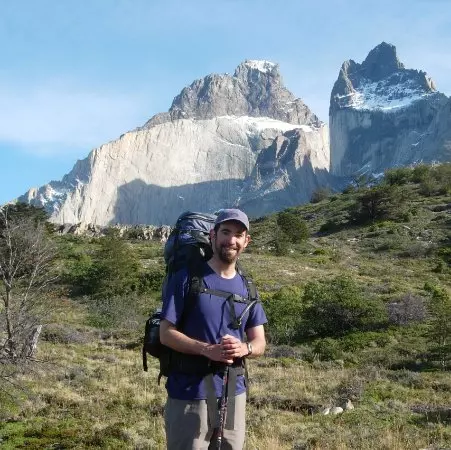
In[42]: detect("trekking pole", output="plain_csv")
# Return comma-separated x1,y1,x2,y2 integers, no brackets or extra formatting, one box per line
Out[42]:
216,364,230,450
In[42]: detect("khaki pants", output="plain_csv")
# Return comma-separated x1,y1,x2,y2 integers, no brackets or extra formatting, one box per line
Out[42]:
164,393,246,450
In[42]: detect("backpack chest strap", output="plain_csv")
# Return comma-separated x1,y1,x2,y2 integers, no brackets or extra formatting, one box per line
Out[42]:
200,287,259,330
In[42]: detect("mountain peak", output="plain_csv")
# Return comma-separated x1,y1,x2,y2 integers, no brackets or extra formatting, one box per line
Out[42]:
144,60,321,128
235,60,278,75
330,42,438,114
361,42,404,81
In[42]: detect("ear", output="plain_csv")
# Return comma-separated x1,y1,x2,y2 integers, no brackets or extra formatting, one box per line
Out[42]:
243,234,251,248
209,229,216,240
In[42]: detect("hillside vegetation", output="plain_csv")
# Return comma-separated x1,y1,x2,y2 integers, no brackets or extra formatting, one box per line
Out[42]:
1,164,450,449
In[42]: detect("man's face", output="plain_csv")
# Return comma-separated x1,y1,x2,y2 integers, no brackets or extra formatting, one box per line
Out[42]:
210,221,250,264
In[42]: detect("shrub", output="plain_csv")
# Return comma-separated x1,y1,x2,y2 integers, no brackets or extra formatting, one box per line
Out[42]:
310,187,332,203
276,211,309,243
339,331,391,352
301,276,387,338
352,184,408,224
313,338,342,361
411,164,431,183
139,263,166,292
65,235,141,298
387,293,427,325
262,286,303,345
273,230,290,256
384,167,412,185
86,293,143,331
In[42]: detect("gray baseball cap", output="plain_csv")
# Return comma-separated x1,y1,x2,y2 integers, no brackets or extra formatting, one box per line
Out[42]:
214,209,250,231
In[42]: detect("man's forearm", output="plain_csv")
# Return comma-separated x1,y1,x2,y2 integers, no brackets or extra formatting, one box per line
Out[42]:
240,337,266,358
160,325,209,356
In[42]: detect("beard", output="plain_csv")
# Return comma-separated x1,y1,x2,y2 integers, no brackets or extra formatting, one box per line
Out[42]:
215,243,239,264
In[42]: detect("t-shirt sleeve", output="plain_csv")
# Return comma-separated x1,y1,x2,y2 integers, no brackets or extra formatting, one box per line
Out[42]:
245,292,268,330
161,269,190,327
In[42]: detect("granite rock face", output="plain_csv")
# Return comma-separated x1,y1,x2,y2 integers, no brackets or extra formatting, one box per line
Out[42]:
329,42,449,177
20,118,329,225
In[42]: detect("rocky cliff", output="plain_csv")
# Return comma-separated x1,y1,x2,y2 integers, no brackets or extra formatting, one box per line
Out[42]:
329,42,450,177
20,61,329,225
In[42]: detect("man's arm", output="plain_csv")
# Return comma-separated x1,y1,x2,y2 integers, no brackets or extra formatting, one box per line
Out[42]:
159,319,234,364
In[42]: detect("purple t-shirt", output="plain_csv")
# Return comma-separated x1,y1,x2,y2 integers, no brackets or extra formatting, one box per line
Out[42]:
161,262,267,400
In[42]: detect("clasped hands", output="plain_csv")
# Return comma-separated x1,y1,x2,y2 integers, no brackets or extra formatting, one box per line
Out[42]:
201,334,244,364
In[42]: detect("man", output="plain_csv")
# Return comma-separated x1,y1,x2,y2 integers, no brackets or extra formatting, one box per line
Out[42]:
160,208,267,450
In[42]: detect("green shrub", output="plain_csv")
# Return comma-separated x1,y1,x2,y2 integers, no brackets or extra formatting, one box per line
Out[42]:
384,167,412,185
352,184,408,224
262,286,303,345
313,338,342,361
273,230,291,256
276,211,309,243
65,235,141,298
139,263,166,292
301,276,387,338
339,331,391,352
411,164,431,183
424,284,451,369
86,293,144,331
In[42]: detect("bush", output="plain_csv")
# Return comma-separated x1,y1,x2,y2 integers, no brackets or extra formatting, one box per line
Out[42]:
86,293,143,331
65,235,141,298
310,187,332,203
276,211,309,243
273,230,291,256
262,286,303,345
411,164,431,183
352,184,408,224
313,338,342,361
139,263,166,292
301,276,387,338
424,284,451,369
339,331,391,352
384,167,412,185
387,293,427,325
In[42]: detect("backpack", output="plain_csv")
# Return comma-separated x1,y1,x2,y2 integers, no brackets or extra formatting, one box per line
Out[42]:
142,211,259,377
143,211,216,372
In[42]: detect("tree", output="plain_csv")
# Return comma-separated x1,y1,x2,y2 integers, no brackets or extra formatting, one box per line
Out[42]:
0,204,57,365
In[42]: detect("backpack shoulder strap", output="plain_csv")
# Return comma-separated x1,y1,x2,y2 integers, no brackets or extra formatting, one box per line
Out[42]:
177,264,204,331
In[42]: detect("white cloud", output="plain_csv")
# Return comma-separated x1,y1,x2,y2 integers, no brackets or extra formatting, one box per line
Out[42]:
0,79,150,155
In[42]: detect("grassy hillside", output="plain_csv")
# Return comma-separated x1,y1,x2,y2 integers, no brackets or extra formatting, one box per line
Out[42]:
1,165,450,449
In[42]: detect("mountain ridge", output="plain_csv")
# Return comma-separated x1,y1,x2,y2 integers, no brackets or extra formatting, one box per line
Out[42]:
16,43,451,225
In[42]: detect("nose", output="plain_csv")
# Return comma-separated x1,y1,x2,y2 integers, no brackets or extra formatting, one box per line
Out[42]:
225,234,237,245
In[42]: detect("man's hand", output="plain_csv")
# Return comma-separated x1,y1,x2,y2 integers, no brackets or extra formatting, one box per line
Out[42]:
201,343,234,364
220,334,245,360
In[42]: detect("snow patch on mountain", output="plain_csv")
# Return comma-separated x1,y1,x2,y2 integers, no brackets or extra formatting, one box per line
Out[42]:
230,115,312,133
244,60,277,73
336,78,433,112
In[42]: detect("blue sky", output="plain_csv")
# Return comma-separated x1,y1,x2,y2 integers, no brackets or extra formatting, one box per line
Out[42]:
1,0,450,204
